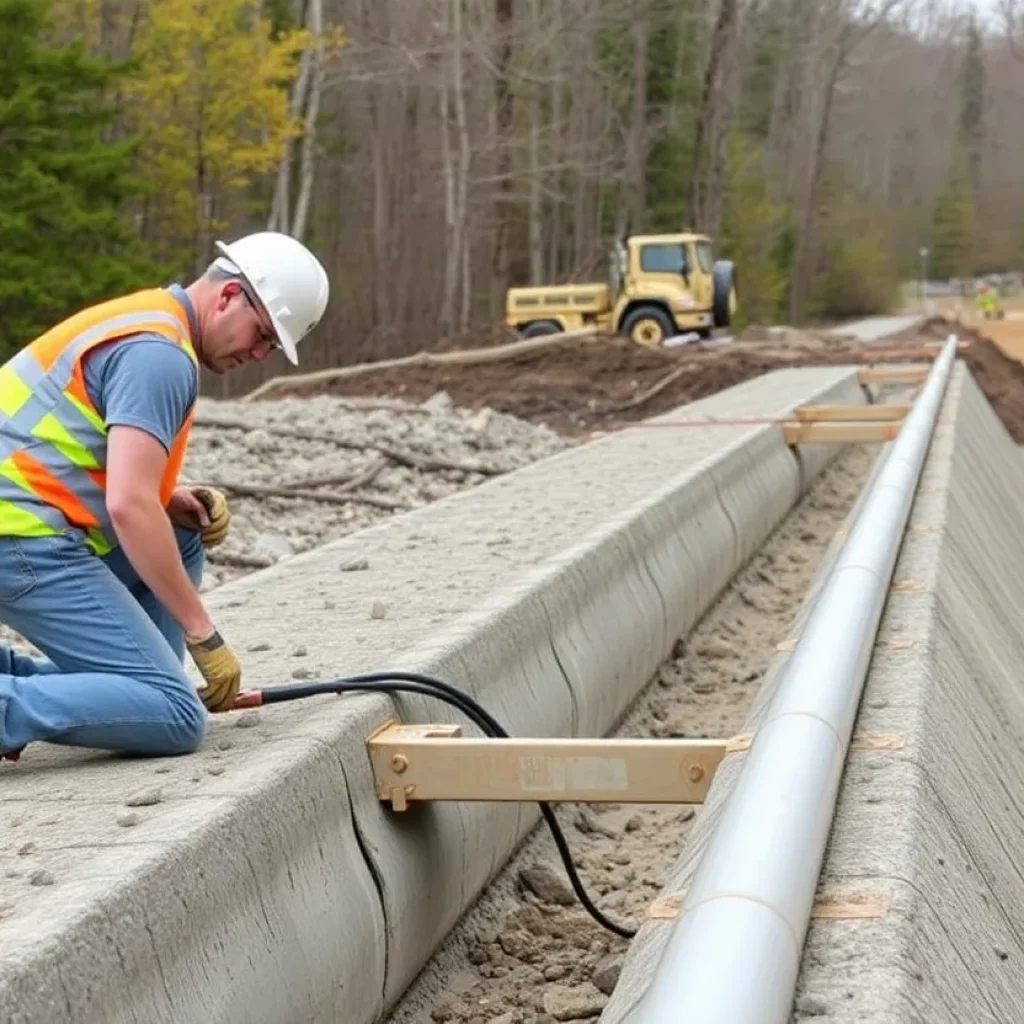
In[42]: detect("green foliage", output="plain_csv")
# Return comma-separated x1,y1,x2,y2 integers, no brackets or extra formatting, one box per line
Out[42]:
959,16,985,192
0,0,162,355
812,230,899,320
719,131,790,325
643,0,702,230
120,0,309,271
737,2,788,143
929,163,975,279
808,163,900,320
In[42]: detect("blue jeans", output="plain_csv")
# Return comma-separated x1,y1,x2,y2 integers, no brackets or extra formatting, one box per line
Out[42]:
0,526,208,757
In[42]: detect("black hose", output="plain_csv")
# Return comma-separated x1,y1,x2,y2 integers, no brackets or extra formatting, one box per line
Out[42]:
252,670,639,939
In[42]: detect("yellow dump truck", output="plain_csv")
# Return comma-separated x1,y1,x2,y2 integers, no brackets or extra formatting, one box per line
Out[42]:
504,233,737,346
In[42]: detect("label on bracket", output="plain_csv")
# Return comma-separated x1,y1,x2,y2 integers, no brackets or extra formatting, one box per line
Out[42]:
518,756,629,793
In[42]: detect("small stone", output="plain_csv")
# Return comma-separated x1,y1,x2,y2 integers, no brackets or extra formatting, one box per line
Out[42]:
795,993,828,1016
292,645,308,657
292,667,313,680
125,786,163,807
117,812,140,828
424,391,453,412
154,766,172,774
370,599,388,620
467,945,489,966
28,869,54,887
698,638,733,660
591,953,623,995
217,739,234,751
487,1015,514,1024
16,842,35,856
542,984,607,1021
236,710,261,728
574,809,622,840
207,766,226,776
543,964,569,981
248,642,272,652
996,947,1009,961
340,556,370,572
252,532,294,562
519,863,575,906
244,428,276,452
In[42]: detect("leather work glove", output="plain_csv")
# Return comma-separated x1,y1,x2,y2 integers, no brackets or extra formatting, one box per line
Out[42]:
187,629,243,713
168,486,231,548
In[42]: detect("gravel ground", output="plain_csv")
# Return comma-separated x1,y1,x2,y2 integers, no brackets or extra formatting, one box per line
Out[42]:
186,392,569,589
379,443,878,1024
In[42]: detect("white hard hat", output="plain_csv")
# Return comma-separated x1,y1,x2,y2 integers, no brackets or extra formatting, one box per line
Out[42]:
213,231,329,365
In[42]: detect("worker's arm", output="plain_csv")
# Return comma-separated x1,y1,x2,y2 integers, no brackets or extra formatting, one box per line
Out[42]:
105,424,214,640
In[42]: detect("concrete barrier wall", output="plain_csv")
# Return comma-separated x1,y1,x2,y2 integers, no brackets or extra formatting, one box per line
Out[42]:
1,367,869,1024
603,362,1024,1024
794,363,1024,1022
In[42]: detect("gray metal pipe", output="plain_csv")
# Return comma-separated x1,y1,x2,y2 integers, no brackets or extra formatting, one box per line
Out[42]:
626,334,959,1024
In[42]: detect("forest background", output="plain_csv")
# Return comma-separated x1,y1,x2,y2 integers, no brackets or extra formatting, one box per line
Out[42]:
3,0,1022,396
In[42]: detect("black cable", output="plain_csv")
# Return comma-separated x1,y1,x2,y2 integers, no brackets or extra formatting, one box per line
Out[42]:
252,671,639,939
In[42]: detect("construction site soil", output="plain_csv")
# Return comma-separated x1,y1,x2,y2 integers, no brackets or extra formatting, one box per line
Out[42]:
251,316,1024,443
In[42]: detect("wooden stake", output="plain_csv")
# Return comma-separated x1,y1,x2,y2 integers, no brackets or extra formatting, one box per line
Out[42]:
857,364,929,385
793,403,910,422
783,421,902,445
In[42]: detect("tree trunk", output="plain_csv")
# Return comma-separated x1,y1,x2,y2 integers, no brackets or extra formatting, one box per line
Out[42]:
490,0,514,317
628,0,649,232
689,0,740,233
291,0,324,242
788,28,846,323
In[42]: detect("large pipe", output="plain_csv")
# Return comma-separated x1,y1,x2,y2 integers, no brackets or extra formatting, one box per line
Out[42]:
625,334,959,1024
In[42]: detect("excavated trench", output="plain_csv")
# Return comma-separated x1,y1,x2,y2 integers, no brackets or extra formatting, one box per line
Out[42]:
380,443,878,1024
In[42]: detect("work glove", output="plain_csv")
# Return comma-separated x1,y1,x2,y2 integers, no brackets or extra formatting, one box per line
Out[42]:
186,628,243,713
168,486,231,548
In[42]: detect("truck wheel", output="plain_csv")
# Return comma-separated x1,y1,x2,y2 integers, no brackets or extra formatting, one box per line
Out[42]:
519,320,562,338
712,260,737,328
622,306,675,348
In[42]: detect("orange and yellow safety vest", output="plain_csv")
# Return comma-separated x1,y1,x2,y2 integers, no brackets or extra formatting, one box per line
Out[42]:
0,289,198,555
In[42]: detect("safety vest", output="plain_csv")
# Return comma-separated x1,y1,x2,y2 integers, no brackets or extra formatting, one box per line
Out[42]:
0,289,198,555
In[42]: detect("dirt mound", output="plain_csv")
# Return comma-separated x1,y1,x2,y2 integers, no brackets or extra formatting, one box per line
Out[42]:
249,316,1024,443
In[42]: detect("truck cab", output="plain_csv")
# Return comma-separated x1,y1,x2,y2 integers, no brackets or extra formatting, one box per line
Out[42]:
505,233,737,347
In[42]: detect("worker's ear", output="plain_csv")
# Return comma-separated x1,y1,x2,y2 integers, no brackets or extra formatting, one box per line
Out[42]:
216,280,243,312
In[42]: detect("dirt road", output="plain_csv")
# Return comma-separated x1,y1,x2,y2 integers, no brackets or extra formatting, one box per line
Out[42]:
381,443,877,1024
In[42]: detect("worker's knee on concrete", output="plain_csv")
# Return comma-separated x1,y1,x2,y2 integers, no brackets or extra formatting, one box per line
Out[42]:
167,692,208,754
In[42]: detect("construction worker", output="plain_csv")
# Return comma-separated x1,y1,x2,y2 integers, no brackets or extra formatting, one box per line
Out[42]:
0,232,329,762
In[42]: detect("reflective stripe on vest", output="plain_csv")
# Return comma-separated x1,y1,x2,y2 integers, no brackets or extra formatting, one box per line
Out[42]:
0,290,197,555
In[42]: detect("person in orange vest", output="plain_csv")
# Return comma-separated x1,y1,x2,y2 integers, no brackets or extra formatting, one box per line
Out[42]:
0,232,329,761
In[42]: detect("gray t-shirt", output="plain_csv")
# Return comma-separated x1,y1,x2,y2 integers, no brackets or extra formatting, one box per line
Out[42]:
81,286,199,452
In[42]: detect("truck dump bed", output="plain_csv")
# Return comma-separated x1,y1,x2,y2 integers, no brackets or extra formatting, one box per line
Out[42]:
506,282,611,319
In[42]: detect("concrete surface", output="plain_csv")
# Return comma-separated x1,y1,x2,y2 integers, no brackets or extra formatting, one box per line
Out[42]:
602,360,1024,1023
829,315,924,341
0,366,868,1024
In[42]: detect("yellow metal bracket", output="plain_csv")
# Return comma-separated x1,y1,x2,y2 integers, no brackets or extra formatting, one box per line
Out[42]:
366,719,737,812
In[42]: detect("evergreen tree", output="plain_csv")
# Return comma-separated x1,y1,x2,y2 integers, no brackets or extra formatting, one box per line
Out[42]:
929,164,975,281
720,131,789,325
0,0,160,355
959,17,985,197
